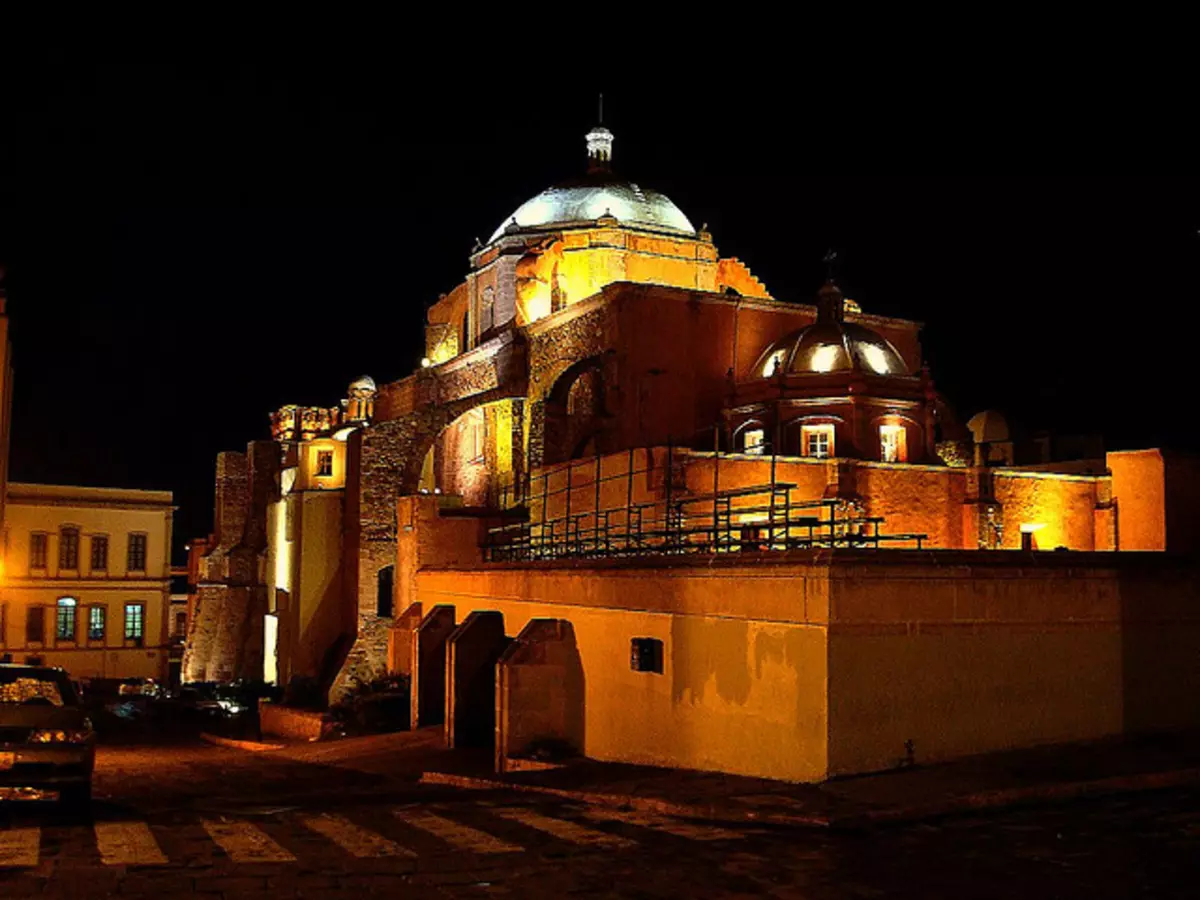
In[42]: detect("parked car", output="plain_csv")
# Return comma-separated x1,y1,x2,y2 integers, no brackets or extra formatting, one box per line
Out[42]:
0,664,96,807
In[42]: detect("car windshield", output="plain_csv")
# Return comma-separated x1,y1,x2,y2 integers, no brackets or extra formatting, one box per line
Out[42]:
0,670,75,706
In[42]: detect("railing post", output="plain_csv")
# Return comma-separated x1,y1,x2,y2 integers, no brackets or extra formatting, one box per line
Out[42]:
665,441,674,552
594,451,602,556
626,447,635,552
564,460,573,557
712,432,720,553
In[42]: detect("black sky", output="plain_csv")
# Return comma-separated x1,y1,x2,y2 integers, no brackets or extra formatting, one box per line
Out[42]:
4,63,1198,561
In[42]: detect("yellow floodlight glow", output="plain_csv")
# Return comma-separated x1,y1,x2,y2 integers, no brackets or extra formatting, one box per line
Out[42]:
1019,522,1046,534
860,343,891,375
761,349,786,377
421,357,432,368
811,345,840,373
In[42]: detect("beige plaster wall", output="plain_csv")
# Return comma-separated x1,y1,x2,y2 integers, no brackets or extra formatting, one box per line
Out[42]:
416,564,830,782
826,558,1200,776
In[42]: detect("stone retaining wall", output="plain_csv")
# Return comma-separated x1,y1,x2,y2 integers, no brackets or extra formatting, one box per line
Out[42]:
258,701,328,742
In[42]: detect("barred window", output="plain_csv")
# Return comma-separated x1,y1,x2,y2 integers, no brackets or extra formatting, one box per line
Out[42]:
30,533,48,569
127,533,147,572
91,535,109,571
59,528,80,570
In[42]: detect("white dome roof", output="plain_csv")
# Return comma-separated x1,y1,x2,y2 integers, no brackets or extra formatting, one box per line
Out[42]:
489,179,695,244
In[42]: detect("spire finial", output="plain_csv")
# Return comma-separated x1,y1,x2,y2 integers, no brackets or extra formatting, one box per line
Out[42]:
598,92,604,124
586,111,614,175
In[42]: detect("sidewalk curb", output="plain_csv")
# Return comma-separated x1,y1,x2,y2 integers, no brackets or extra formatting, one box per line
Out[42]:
420,766,1200,829
199,732,286,752
839,766,1200,828
418,772,831,826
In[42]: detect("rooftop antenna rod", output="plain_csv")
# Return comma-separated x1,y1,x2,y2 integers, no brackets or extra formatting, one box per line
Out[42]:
598,92,604,124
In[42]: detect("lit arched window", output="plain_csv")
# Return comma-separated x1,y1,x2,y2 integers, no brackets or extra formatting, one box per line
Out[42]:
56,597,78,641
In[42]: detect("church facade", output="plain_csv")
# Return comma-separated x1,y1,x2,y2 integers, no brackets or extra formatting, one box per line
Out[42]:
186,127,1200,781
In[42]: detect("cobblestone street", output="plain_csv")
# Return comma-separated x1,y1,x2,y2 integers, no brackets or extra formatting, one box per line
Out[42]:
1,736,1198,898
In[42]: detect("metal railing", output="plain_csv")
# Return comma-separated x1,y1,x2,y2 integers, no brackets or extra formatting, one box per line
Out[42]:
482,445,927,562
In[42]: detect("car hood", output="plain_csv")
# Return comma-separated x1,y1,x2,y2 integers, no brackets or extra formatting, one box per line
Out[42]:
0,705,89,729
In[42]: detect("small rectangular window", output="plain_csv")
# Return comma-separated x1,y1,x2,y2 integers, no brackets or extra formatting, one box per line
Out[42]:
175,611,188,636
630,637,664,674
124,603,145,643
89,606,107,641
316,450,334,477
26,606,45,644
56,597,78,641
742,428,766,456
59,527,80,569
91,535,109,571
127,534,147,572
879,424,907,463
802,424,835,459
30,533,48,569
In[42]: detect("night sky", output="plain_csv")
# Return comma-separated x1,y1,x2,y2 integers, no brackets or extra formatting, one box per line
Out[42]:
4,64,1198,561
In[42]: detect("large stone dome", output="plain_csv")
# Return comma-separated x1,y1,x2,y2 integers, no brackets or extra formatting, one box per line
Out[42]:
489,177,696,244
488,125,696,244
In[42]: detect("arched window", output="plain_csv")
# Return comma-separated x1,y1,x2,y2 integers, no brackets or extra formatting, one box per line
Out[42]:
56,597,78,641
376,565,395,618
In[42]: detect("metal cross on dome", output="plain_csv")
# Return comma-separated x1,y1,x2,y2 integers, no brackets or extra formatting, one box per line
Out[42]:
823,249,839,281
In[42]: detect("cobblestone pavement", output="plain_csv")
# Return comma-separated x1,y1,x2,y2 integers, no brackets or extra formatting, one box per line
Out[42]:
1,741,1197,897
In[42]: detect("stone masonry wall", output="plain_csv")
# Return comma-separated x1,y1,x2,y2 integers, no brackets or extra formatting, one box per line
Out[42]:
183,442,279,684
330,338,530,701
183,452,248,682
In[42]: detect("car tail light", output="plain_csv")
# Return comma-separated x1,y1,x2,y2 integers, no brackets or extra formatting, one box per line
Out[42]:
28,727,92,744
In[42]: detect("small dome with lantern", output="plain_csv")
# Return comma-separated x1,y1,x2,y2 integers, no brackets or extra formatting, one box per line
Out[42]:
754,281,907,378
348,375,377,397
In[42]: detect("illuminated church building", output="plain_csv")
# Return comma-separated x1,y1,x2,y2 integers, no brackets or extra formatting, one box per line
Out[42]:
185,126,1200,782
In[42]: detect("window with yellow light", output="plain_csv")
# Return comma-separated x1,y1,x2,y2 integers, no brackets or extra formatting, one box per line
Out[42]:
879,423,907,463
742,428,766,455
802,424,834,459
